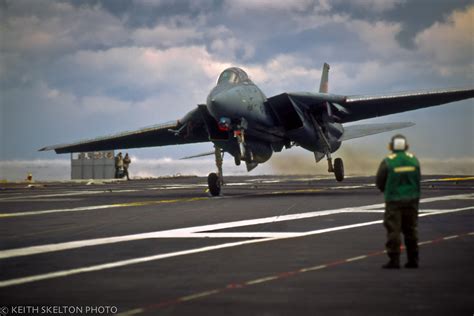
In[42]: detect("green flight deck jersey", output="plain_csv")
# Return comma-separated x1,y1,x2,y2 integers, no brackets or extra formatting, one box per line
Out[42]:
376,151,421,202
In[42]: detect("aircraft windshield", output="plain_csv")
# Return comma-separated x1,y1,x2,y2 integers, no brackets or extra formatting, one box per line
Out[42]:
217,70,238,84
217,67,250,84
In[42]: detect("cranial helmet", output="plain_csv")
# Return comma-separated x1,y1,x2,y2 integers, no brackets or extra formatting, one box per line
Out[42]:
389,134,409,151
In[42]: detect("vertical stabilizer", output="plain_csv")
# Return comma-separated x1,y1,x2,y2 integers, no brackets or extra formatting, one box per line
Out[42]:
319,62,330,93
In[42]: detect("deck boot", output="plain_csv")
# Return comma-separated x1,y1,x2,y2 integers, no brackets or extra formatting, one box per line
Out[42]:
382,254,400,269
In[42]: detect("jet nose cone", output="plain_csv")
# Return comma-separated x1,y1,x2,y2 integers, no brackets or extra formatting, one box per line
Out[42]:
211,90,229,106
207,90,232,119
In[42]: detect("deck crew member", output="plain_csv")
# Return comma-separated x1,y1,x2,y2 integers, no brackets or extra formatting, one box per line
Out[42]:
376,134,421,269
123,153,132,181
115,152,123,179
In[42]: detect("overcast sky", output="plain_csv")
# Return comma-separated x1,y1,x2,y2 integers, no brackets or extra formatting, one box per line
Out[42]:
1,0,473,172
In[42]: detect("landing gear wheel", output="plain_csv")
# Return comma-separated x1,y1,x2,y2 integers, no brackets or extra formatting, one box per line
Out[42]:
208,172,221,196
234,155,241,166
334,158,344,182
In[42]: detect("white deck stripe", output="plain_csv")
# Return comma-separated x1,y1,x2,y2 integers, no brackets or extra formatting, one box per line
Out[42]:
0,185,210,202
0,193,472,260
0,209,374,259
0,204,131,218
0,206,472,288
0,197,208,218
0,206,460,260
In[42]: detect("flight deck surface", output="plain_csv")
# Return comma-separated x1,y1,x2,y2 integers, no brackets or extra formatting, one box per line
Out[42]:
0,175,472,315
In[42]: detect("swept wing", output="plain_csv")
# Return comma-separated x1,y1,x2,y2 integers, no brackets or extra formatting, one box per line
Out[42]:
340,87,474,123
266,87,473,140
39,108,209,154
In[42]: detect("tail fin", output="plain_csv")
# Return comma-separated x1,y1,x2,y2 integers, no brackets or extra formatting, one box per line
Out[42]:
319,62,330,93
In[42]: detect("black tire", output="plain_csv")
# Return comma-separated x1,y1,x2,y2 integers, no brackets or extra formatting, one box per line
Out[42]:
334,158,344,182
208,172,221,196
234,155,241,166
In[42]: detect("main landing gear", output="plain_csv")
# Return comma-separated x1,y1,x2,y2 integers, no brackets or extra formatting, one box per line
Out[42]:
324,153,344,182
207,145,224,196
309,114,344,182
333,157,344,182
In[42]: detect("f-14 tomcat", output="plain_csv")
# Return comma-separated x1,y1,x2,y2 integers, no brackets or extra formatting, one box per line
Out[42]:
41,63,474,196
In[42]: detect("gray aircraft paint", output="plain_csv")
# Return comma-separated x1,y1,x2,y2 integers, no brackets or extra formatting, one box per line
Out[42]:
40,65,474,178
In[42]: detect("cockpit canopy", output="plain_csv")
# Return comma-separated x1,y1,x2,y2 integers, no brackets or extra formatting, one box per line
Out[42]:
217,67,251,85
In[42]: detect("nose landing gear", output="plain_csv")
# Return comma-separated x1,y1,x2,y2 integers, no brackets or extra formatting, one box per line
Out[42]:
207,145,224,196
207,119,249,196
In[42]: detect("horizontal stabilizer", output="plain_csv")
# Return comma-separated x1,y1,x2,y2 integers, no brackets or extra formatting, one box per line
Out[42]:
341,122,415,141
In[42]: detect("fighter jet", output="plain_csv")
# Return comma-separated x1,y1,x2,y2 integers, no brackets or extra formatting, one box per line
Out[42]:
40,64,474,196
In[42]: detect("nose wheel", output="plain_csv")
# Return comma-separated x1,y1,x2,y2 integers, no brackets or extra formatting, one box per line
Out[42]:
207,172,221,196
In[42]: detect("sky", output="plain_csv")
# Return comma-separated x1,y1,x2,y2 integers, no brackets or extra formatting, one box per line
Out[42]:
0,0,473,179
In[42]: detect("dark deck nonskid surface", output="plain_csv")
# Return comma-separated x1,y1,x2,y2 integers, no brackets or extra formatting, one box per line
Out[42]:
0,175,473,315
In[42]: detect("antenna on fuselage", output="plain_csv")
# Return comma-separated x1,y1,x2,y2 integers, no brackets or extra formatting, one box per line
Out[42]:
319,62,330,93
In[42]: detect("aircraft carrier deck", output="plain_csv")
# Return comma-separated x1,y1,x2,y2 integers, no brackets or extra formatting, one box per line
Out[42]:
0,175,473,315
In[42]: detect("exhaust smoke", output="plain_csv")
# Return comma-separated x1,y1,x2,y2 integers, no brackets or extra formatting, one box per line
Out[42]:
268,144,474,176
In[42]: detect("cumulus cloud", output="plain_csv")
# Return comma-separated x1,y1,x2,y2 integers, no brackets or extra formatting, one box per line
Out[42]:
340,0,406,13
224,0,327,13
1,0,472,168
133,24,201,47
348,20,406,58
53,46,225,101
2,1,128,55
207,26,256,60
415,5,474,76
132,15,204,47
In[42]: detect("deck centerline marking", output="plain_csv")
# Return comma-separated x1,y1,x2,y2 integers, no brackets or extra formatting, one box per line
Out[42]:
0,205,472,288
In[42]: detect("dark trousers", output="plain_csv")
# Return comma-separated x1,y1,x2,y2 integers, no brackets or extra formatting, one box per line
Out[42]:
115,167,124,179
384,200,419,260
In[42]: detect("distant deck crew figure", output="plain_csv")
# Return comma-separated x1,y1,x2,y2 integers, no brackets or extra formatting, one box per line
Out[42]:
115,152,123,179
376,135,421,269
123,153,132,181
